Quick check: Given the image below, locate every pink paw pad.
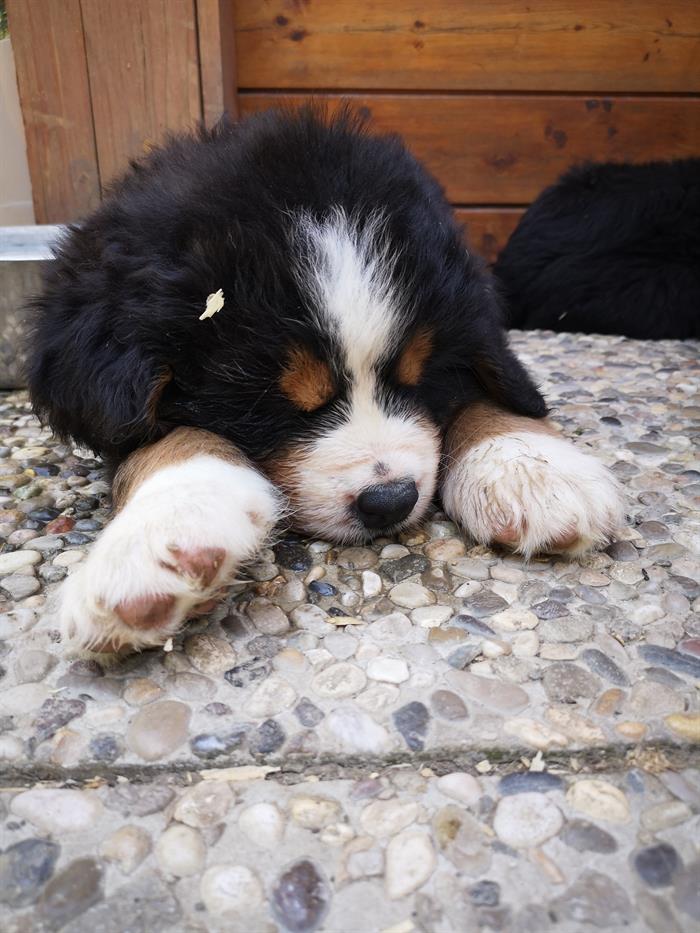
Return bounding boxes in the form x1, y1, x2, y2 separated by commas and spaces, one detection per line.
115, 593, 177, 630
164, 546, 226, 589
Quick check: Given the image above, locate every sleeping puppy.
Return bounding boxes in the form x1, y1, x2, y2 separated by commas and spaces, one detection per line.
26, 106, 622, 653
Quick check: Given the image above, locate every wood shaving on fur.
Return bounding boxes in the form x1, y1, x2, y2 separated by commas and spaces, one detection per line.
199, 288, 224, 320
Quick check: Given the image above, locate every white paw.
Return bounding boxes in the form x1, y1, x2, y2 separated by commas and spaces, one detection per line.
442, 431, 623, 557
59, 456, 281, 652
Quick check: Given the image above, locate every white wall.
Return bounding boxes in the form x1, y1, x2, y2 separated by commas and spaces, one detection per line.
0, 36, 34, 225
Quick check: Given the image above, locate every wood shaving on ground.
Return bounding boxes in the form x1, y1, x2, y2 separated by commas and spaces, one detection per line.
201, 765, 280, 782
199, 288, 224, 320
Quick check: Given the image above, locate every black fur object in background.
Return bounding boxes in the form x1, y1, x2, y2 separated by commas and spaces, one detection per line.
493, 159, 700, 340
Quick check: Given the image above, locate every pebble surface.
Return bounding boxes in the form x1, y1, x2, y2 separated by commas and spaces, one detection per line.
1, 331, 699, 929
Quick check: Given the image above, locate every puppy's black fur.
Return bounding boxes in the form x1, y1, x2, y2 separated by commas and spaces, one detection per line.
26, 106, 545, 467
494, 159, 700, 340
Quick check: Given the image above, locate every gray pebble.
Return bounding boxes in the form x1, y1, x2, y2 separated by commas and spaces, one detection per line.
452, 614, 496, 637
604, 540, 638, 561
447, 644, 482, 669
224, 658, 272, 688
579, 648, 629, 686
33, 697, 86, 743
1, 574, 40, 600
464, 592, 509, 618
532, 600, 569, 620
673, 859, 700, 922
430, 690, 468, 721
393, 701, 430, 751
560, 820, 618, 854
633, 843, 681, 889
88, 734, 121, 762
381, 554, 430, 583
469, 880, 500, 907
37, 858, 103, 930
498, 772, 564, 796
102, 784, 174, 817
552, 869, 633, 928
190, 726, 248, 759
249, 718, 285, 754
0, 838, 60, 907
271, 859, 330, 933
274, 540, 313, 571
542, 663, 601, 703
295, 698, 325, 728
578, 585, 608, 605
638, 645, 700, 680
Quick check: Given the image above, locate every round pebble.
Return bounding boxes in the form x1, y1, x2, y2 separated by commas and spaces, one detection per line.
200, 864, 264, 916
493, 793, 563, 848
155, 824, 206, 877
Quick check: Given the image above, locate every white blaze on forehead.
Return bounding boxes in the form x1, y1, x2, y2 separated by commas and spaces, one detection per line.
288, 208, 440, 542
296, 207, 400, 383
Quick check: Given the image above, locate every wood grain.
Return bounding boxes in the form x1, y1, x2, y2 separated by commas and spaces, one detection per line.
455, 209, 524, 264
239, 93, 700, 203
6, 0, 100, 223
196, 0, 238, 126
81, 0, 202, 188
234, 0, 700, 93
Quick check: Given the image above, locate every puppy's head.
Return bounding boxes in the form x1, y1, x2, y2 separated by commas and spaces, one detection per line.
258, 210, 437, 541
257, 208, 541, 543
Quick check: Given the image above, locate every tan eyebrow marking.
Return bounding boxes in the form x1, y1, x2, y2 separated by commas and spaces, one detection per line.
397, 328, 433, 385
280, 345, 335, 412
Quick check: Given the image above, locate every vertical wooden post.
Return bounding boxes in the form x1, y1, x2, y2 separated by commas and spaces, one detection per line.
8, 0, 238, 220
196, 0, 238, 126
80, 0, 202, 189
6, 0, 100, 223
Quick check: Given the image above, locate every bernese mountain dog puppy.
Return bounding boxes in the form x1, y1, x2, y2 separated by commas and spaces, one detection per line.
26, 106, 622, 653
495, 158, 700, 340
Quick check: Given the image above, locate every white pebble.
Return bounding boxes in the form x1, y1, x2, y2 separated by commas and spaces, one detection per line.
389, 580, 436, 609
435, 773, 482, 806
238, 802, 285, 848
156, 824, 206, 876
200, 864, 263, 916
246, 675, 297, 717
512, 631, 540, 657
385, 831, 436, 899
493, 793, 563, 848
411, 605, 453, 628
100, 825, 151, 874
325, 707, 391, 753
566, 779, 630, 823
312, 662, 367, 698
0, 550, 41, 574
362, 570, 383, 598
366, 657, 409, 684
10, 789, 102, 834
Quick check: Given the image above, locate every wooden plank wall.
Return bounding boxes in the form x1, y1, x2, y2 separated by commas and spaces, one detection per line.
8, 1, 700, 260
7, 0, 236, 224
234, 1, 700, 261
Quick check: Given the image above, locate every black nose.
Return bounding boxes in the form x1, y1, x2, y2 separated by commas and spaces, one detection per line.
356, 480, 419, 529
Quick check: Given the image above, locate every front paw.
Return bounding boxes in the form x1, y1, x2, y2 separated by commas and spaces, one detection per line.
58, 458, 281, 652
442, 431, 623, 557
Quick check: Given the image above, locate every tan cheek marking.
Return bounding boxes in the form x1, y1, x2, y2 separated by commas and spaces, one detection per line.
397, 328, 433, 386
280, 346, 335, 412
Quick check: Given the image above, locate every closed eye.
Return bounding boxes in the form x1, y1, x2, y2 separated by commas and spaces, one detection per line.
280, 345, 336, 412
396, 328, 433, 386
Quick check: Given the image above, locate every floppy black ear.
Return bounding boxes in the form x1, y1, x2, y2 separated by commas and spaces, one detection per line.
471, 330, 548, 419
25, 290, 170, 463
464, 266, 549, 424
